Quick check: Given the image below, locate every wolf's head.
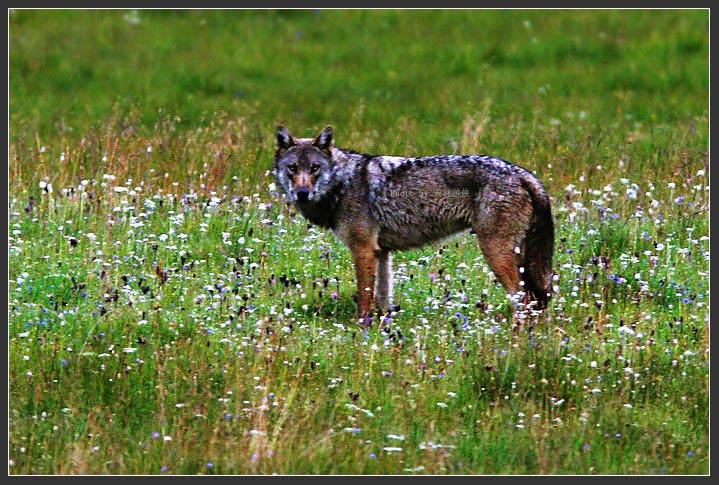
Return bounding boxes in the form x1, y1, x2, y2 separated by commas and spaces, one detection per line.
273, 125, 336, 203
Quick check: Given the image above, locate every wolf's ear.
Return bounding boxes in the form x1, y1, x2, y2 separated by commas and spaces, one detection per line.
276, 126, 296, 151
312, 125, 334, 153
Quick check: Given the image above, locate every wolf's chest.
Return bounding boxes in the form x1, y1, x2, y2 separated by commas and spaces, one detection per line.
296, 198, 338, 229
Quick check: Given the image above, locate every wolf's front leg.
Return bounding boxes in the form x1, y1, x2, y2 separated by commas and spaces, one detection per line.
374, 250, 393, 312
349, 241, 379, 327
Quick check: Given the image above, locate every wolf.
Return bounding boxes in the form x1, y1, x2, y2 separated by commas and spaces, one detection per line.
273, 125, 554, 327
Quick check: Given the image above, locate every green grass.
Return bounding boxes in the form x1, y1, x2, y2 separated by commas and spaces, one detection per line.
8, 9, 708, 475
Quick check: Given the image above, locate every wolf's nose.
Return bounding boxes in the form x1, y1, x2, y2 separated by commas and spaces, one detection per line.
295, 188, 310, 202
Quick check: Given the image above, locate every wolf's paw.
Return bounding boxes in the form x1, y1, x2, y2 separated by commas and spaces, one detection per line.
357, 315, 374, 328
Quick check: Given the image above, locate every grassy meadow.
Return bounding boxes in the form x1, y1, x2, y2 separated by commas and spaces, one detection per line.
8, 9, 709, 475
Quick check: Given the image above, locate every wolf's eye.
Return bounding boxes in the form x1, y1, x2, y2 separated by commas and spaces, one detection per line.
287, 164, 298, 174
310, 163, 320, 173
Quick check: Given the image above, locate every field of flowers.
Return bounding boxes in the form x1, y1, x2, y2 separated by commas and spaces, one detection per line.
8, 9, 708, 475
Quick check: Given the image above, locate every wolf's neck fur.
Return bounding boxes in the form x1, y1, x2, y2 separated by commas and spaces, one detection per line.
295, 188, 342, 229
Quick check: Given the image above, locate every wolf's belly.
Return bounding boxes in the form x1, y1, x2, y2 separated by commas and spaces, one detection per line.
377, 218, 471, 251
368, 191, 475, 251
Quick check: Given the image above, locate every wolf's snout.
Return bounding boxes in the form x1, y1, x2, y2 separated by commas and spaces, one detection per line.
295, 188, 311, 202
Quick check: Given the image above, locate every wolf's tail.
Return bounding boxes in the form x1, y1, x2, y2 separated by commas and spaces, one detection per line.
520, 177, 555, 309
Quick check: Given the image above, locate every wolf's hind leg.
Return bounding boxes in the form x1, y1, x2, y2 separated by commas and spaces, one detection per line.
475, 234, 524, 302
474, 235, 534, 332
473, 198, 532, 305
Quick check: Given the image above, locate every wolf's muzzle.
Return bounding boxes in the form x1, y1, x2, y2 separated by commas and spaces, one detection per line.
295, 188, 311, 202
